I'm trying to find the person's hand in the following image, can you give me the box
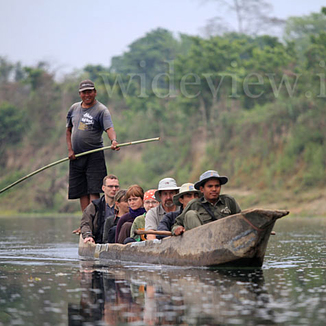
[68,149,76,160]
[111,140,120,151]
[72,227,81,234]
[174,226,185,236]
[84,237,95,244]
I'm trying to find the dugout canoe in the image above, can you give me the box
[78,208,289,268]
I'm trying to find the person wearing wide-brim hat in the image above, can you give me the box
[145,177,179,240]
[171,170,241,236]
[156,183,201,239]
[194,170,228,190]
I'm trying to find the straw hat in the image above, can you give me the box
[172,183,200,206]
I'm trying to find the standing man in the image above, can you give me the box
[66,79,119,212]
[145,177,179,240]
[80,175,120,244]
[172,170,241,236]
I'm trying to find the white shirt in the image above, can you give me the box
[145,204,166,230]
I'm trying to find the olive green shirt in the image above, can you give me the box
[171,194,241,234]
[130,213,146,241]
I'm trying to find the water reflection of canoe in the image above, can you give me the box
[69,265,270,325]
[69,265,269,325]
[78,208,289,268]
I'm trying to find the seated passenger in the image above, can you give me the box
[143,189,159,213]
[115,185,146,244]
[80,175,120,244]
[157,183,200,239]
[145,178,179,240]
[126,189,159,243]
[102,189,128,243]
[172,170,241,236]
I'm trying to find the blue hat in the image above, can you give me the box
[194,170,228,190]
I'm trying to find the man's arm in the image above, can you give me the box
[157,213,174,232]
[157,211,179,239]
[171,200,197,235]
[106,127,119,151]
[171,211,186,235]
[145,209,159,240]
[233,198,241,214]
[80,203,96,243]
[171,212,185,236]
[66,126,76,160]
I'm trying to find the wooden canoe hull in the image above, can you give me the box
[78,208,289,268]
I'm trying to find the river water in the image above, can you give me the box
[0,215,325,326]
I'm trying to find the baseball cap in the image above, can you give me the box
[79,79,95,92]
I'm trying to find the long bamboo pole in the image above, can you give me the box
[135,230,276,236]
[134,229,275,236]
[135,230,172,236]
[0,137,160,194]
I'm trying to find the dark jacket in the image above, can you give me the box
[157,208,182,239]
[115,212,133,243]
[80,195,106,243]
[102,215,120,243]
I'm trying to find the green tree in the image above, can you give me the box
[110,28,192,92]
[84,64,109,82]
[0,102,25,152]
[283,11,326,60]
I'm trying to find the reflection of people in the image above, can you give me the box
[143,285,157,325]
[69,264,268,326]
[80,175,120,244]
[157,183,200,238]
[145,178,179,240]
[172,170,241,236]
[66,79,119,212]
[68,270,105,325]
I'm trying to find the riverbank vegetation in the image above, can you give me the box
[0,8,325,216]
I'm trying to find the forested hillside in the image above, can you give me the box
[1,10,326,216]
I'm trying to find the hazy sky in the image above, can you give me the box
[1,0,325,76]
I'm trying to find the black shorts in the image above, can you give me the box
[68,151,107,199]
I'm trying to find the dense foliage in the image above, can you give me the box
[0,10,325,215]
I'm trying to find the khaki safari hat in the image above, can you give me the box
[194,170,228,190]
[154,178,179,202]
[79,79,95,92]
[173,183,200,206]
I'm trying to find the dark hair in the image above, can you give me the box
[126,185,144,199]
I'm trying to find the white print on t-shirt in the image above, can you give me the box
[81,112,94,125]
